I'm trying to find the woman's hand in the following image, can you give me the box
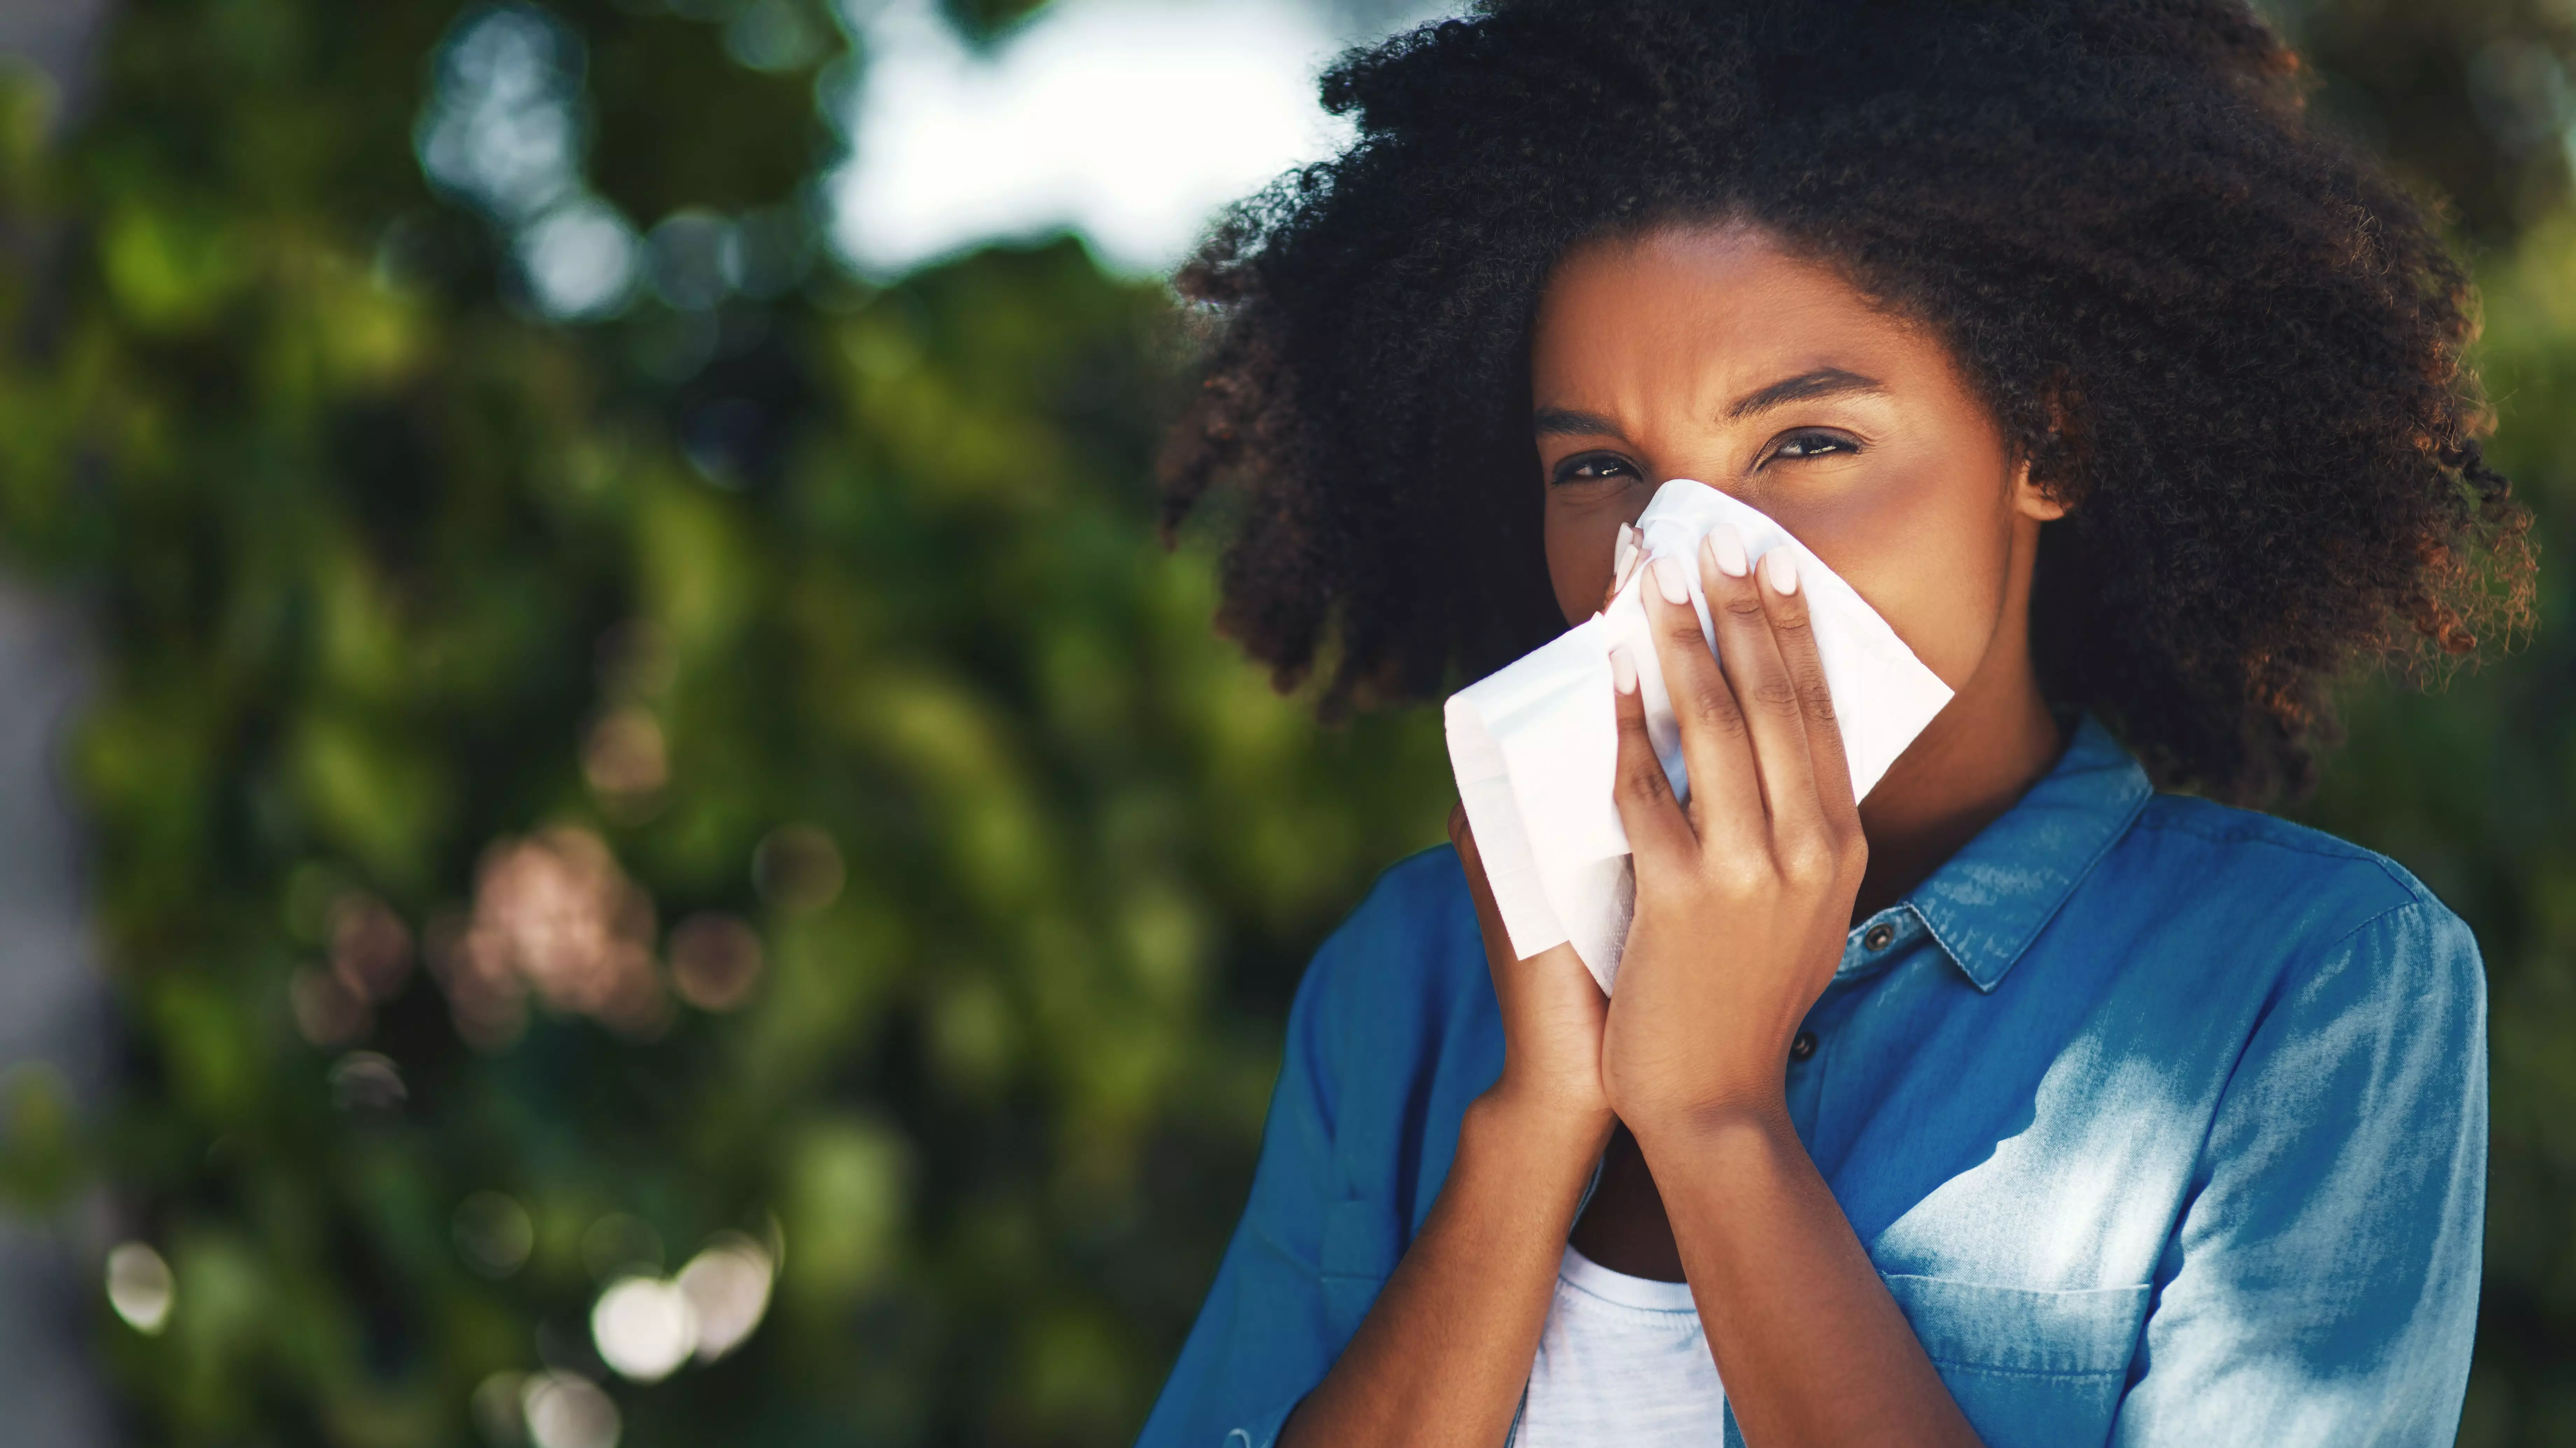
[1589,529,1981,1447]
[1295,526,1976,1448]
[1449,804,1612,1130]
[1279,808,1616,1448]
[1600,530,1869,1133]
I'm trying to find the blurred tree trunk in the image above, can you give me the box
[0,2,116,1443]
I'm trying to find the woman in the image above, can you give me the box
[1140,2,2530,1445]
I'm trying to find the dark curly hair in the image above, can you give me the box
[1160,0,2534,804]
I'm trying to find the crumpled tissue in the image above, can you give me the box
[1444,478,1953,992]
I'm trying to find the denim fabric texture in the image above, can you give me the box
[1136,717,2487,1448]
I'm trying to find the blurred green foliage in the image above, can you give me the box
[2304,218,2576,1440]
[0,2,1455,1443]
[0,0,2568,1445]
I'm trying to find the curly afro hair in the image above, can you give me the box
[1160,0,2533,804]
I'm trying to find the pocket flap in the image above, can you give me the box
[1881,1274,2149,1377]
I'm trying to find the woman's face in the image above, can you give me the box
[1529,222,2060,691]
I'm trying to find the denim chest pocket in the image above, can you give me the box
[1880,1274,2150,1448]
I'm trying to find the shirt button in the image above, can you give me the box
[1790,1030,1819,1062]
[1863,923,1896,952]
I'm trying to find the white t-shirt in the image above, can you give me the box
[1514,1245,1727,1446]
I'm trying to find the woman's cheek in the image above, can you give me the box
[1543,515,1617,623]
[1806,521,1993,690]
[1543,490,1653,624]
[1887,592,1990,691]
[1862,534,2018,688]
[1811,459,2015,688]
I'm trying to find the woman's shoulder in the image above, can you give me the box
[1283,844,1494,1076]
[2112,792,2479,992]
[1353,842,1480,924]
[1298,844,1486,1009]
[2126,792,2440,909]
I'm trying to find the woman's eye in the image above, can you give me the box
[1551,452,1640,486]
[1766,430,1861,463]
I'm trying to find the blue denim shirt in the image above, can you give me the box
[1138,718,2486,1448]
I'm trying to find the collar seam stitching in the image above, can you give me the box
[1966,782,2153,991]
[1920,776,2153,994]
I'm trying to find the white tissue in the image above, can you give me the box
[1444,479,1953,992]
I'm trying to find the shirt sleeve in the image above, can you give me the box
[2109,898,2487,1447]
[1133,892,1369,1448]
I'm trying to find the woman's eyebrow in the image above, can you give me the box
[1533,406,1628,439]
[1724,368,1888,421]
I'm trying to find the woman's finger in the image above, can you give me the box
[1639,553,1764,846]
[1449,802,1491,908]
[1696,529,1821,837]
[1608,644,1699,874]
[1754,556,1861,834]
[1449,803,1518,959]
[1600,520,1641,615]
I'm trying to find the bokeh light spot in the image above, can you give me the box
[327,1050,409,1113]
[721,201,818,298]
[454,1191,537,1279]
[434,828,670,1041]
[677,1232,775,1360]
[591,1275,696,1382]
[725,0,830,72]
[520,1371,620,1448]
[645,210,732,310]
[415,4,586,224]
[105,1242,174,1334]
[471,1370,528,1444]
[669,912,765,1010]
[328,890,416,1002]
[516,198,640,320]
[289,966,370,1047]
[581,708,670,808]
[753,824,845,913]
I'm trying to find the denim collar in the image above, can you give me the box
[1847,715,2152,995]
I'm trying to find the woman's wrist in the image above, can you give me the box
[1282,1072,1614,1448]
[1619,1083,1796,1163]
[1467,1080,1616,1164]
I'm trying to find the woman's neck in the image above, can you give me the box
[1852,655,2066,922]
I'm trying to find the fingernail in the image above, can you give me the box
[1651,554,1692,605]
[1703,522,1749,578]
[1763,547,1799,596]
[1610,646,1638,695]
[1614,536,1639,593]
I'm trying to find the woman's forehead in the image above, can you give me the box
[1530,225,1957,417]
